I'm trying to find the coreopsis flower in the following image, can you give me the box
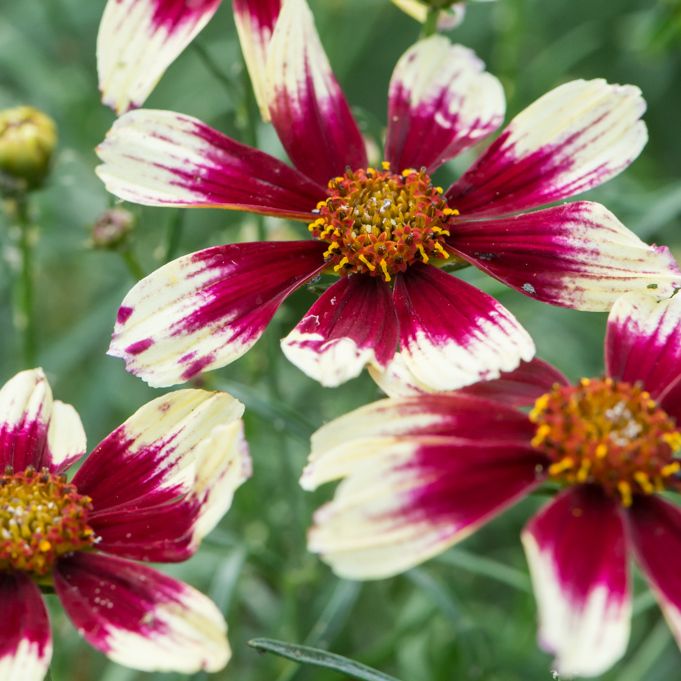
[302,291,681,677]
[96,0,679,390]
[0,368,250,680]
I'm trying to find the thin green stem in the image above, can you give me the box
[119,248,145,281]
[421,8,439,38]
[15,196,37,367]
[191,42,238,100]
[164,209,185,262]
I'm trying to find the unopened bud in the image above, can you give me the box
[91,208,135,250]
[0,106,57,192]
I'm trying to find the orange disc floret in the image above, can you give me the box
[530,378,681,506]
[0,465,96,577]
[309,162,459,282]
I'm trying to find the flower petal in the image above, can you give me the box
[0,368,85,473]
[302,393,535,490]
[385,36,504,173]
[393,265,535,391]
[447,79,647,216]
[55,553,229,673]
[606,293,681,401]
[0,574,51,681]
[109,241,326,387]
[281,275,398,387]
[308,437,544,579]
[97,0,221,114]
[73,389,249,561]
[449,201,681,311]
[627,495,681,651]
[96,110,324,218]
[265,0,367,184]
[233,0,282,121]
[522,486,630,677]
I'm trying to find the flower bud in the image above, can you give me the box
[90,208,135,250]
[0,106,57,192]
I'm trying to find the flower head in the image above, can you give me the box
[301,291,681,676]
[96,0,679,392]
[0,368,250,679]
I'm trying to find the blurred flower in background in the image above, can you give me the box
[391,0,466,30]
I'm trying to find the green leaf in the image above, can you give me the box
[248,638,402,681]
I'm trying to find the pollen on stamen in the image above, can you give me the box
[530,378,681,506]
[309,164,461,282]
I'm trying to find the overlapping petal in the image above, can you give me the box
[385,36,504,172]
[449,201,681,311]
[522,487,630,677]
[393,264,534,391]
[108,241,327,387]
[55,553,229,673]
[96,110,324,218]
[97,0,221,114]
[264,0,367,184]
[0,574,52,681]
[447,79,647,217]
[281,275,398,387]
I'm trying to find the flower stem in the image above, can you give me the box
[421,8,439,38]
[191,42,238,100]
[119,247,145,281]
[14,195,37,367]
[164,209,185,262]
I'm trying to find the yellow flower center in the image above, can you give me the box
[309,163,458,282]
[530,378,681,507]
[0,465,96,577]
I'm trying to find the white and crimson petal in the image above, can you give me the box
[522,487,631,677]
[393,265,535,391]
[0,368,86,473]
[449,201,681,311]
[308,437,544,579]
[385,36,504,173]
[233,0,282,121]
[55,553,229,673]
[73,389,249,561]
[281,275,398,387]
[96,110,324,219]
[0,575,52,681]
[447,79,647,217]
[97,0,221,115]
[108,241,327,387]
[264,0,367,185]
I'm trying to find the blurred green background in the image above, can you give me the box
[2,0,681,679]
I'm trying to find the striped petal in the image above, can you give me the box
[447,79,647,217]
[449,201,681,311]
[627,495,681,653]
[55,553,229,673]
[0,368,85,473]
[97,0,221,114]
[96,110,324,218]
[522,486,630,677]
[73,390,249,562]
[385,36,504,173]
[264,0,367,184]
[393,265,535,392]
[606,293,681,402]
[109,241,326,387]
[233,0,282,120]
[281,275,398,387]
[0,574,51,681]
[308,437,544,579]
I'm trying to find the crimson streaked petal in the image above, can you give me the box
[55,553,229,673]
[447,79,647,216]
[97,0,221,114]
[450,202,681,311]
[308,437,544,579]
[393,265,535,392]
[108,241,326,387]
[385,36,504,173]
[522,486,630,677]
[606,293,681,402]
[233,0,282,120]
[281,275,398,387]
[265,0,367,184]
[0,574,51,681]
[96,110,324,218]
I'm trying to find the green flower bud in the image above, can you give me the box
[90,208,135,250]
